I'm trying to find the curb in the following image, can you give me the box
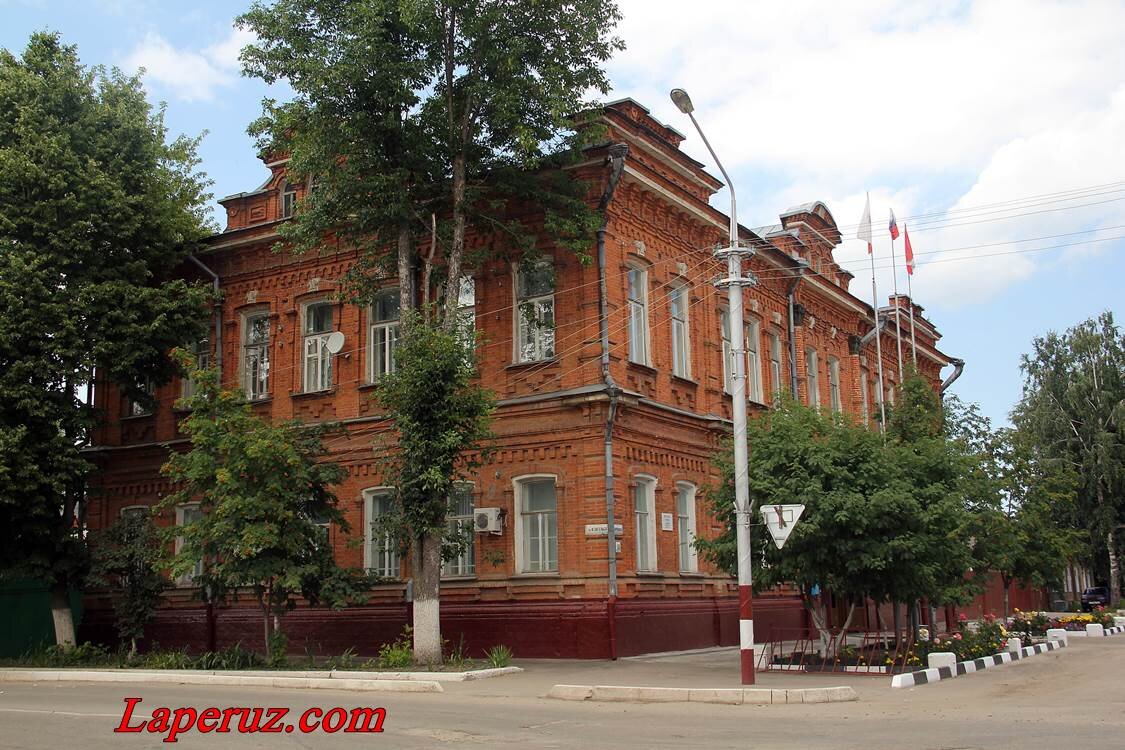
[0,669,442,693]
[890,640,1065,689]
[546,684,858,705]
[1101,626,1124,636]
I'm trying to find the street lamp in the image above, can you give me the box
[670,88,757,684]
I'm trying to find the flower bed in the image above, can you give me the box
[1009,606,1113,637]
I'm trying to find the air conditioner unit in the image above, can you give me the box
[473,507,504,534]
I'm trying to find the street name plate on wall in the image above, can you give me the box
[585,523,624,537]
[660,513,674,532]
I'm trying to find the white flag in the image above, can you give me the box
[857,192,873,252]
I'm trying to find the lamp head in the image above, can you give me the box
[669,88,694,114]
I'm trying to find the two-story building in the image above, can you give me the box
[82,99,958,658]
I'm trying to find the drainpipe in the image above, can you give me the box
[187,253,221,653]
[597,143,628,660]
[941,357,965,393]
[188,255,223,376]
[784,260,807,399]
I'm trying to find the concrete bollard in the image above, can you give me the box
[1046,628,1068,646]
[927,652,957,670]
[1007,637,1022,653]
[1113,616,1125,628]
[1085,623,1105,637]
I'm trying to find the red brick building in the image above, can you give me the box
[83,99,957,658]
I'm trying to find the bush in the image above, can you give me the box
[377,628,414,669]
[325,646,359,671]
[1009,609,1051,637]
[195,643,265,671]
[485,644,512,669]
[136,648,194,670]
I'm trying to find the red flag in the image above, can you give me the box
[904,224,915,275]
[888,209,900,240]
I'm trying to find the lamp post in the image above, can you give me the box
[670,88,757,684]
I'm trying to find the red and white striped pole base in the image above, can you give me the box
[740,584,755,684]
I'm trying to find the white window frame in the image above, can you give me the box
[302,301,334,393]
[442,482,475,578]
[515,262,556,364]
[120,505,149,519]
[720,308,733,394]
[368,288,401,382]
[769,333,783,398]
[456,276,475,348]
[363,487,399,579]
[828,356,842,413]
[242,310,270,401]
[626,266,650,365]
[514,474,558,574]
[670,283,691,378]
[747,318,763,403]
[280,178,297,218]
[174,503,203,587]
[805,348,820,407]
[633,475,657,573]
[676,482,699,573]
[181,339,212,401]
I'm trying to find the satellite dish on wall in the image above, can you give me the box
[325,331,346,354]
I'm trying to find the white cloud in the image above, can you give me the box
[607,0,1125,308]
[124,26,255,103]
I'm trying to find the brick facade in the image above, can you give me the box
[83,99,954,658]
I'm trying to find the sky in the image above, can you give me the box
[3,0,1122,426]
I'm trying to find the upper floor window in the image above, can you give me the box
[720,309,733,394]
[242,312,270,401]
[627,267,650,365]
[517,476,557,573]
[364,488,399,578]
[280,179,297,218]
[442,483,475,578]
[676,482,698,573]
[670,284,691,378]
[828,357,842,413]
[769,332,783,398]
[516,262,555,364]
[805,348,820,407]
[634,476,657,572]
[747,318,764,403]
[181,339,211,401]
[369,288,400,381]
[127,377,154,417]
[860,367,871,425]
[457,276,475,340]
[303,301,334,393]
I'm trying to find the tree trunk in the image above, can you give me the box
[397,221,414,315]
[443,151,466,327]
[1001,576,1012,618]
[412,532,443,665]
[1107,526,1120,607]
[892,601,902,647]
[50,584,76,649]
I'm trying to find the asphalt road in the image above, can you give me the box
[1,637,1122,749]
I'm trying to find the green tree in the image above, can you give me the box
[237,0,621,662]
[159,359,369,657]
[88,512,168,657]
[1013,311,1124,604]
[373,313,494,663]
[0,33,212,646]
[697,397,922,648]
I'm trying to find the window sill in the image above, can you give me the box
[506,358,558,371]
[635,571,664,577]
[670,374,698,387]
[245,396,273,406]
[678,571,705,577]
[358,381,380,392]
[440,575,477,582]
[121,413,155,421]
[626,361,658,375]
[292,387,336,400]
[512,571,560,578]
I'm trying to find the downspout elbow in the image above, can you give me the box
[941,357,965,393]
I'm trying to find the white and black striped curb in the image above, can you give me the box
[1102,626,1124,636]
[890,640,1066,688]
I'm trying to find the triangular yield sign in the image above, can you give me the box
[760,504,805,549]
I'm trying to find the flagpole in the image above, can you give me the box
[907,271,917,364]
[870,250,887,431]
[889,233,904,380]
